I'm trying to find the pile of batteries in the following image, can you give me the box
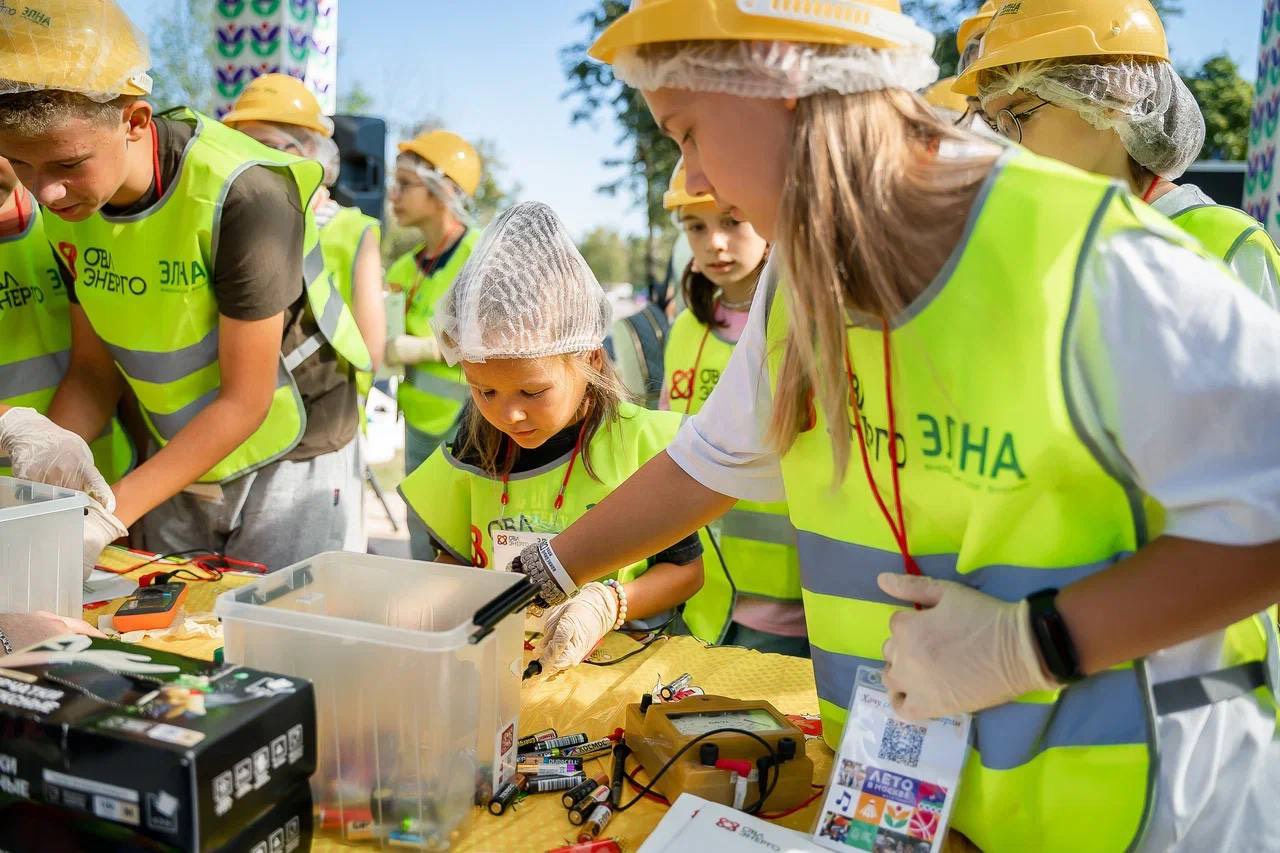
[488,728,621,844]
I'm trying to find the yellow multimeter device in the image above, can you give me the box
[623,694,814,811]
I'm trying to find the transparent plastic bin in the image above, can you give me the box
[0,475,87,619]
[216,552,536,850]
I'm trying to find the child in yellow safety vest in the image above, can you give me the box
[399,201,705,671]
[659,161,807,656]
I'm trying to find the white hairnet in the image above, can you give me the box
[431,201,613,365]
[978,58,1205,180]
[247,122,341,186]
[396,151,473,223]
[612,39,939,99]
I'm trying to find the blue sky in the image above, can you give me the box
[120,0,1266,238]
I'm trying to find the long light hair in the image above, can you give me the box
[767,89,997,483]
[457,350,630,481]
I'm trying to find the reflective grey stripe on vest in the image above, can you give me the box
[0,349,69,399]
[105,328,219,385]
[798,529,1121,606]
[282,248,349,373]
[720,508,797,546]
[145,360,292,440]
[810,646,1147,772]
[407,366,470,401]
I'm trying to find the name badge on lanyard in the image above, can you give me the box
[813,666,971,853]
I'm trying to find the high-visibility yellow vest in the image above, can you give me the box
[663,308,803,643]
[0,193,133,481]
[767,150,1279,851]
[387,230,478,435]
[42,108,370,484]
[1168,201,1280,305]
[320,205,381,419]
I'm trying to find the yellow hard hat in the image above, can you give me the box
[922,77,969,114]
[589,0,930,64]
[0,0,152,101]
[954,0,1169,96]
[397,130,482,198]
[663,159,715,211]
[222,74,332,137]
[955,1,999,53]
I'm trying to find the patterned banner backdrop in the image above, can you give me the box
[211,0,338,119]
[1246,0,1280,237]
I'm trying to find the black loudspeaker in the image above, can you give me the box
[1180,161,1246,208]
[331,114,387,221]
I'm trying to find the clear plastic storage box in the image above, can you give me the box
[0,475,87,619]
[216,552,535,850]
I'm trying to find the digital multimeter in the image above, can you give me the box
[113,582,188,632]
[623,694,814,811]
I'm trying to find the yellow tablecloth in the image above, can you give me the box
[85,573,832,852]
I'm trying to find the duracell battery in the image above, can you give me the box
[578,803,615,842]
[488,781,519,815]
[516,728,558,749]
[517,758,581,777]
[568,784,611,826]
[562,775,605,809]
[522,772,588,794]
[517,732,588,754]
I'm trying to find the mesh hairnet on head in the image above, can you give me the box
[431,201,613,365]
[396,151,473,222]
[255,123,341,187]
[978,58,1205,180]
[612,39,939,99]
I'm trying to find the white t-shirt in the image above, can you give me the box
[1151,182,1280,310]
[664,161,1280,850]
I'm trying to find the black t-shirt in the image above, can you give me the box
[58,116,356,459]
[434,408,704,567]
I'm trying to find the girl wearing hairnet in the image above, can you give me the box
[505,1,1280,849]
[398,201,706,671]
[957,0,1280,308]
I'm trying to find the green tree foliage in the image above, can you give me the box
[578,227,632,284]
[1185,54,1254,161]
[561,1,680,292]
[146,0,216,113]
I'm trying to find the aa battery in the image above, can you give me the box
[488,782,519,816]
[561,776,604,809]
[568,784,611,826]
[519,732,588,753]
[659,673,692,701]
[516,728,557,749]
[577,803,614,842]
[517,758,581,777]
[523,773,588,794]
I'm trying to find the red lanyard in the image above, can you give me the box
[406,227,458,309]
[499,420,588,514]
[681,305,718,415]
[150,122,164,198]
[844,322,922,579]
[1141,176,1159,203]
[11,189,27,233]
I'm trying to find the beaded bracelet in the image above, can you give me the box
[602,579,628,630]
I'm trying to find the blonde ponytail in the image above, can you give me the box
[767,89,996,484]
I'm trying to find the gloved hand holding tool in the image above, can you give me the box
[536,582,618,671]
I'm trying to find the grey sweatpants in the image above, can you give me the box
[141,440,362,572]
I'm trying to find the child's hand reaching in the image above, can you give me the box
[536,582,619,671]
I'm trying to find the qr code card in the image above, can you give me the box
[811,666,972,853]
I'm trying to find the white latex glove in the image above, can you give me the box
[878,573,1058,721]
[0,407,115,511]
[536,582,619,671]
[83,503,128,581]
[385,334,442,366]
